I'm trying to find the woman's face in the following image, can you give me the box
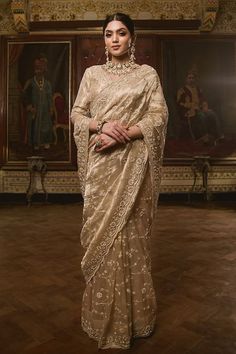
[104,20,132,60]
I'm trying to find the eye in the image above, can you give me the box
[119,31,127,36]
[105,33,112,38]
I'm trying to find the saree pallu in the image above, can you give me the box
[71,64,168,349]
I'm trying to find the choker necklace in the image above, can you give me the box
[103,60,138,76]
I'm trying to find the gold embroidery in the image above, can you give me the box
[71,64,168,349]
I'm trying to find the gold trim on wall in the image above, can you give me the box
[0,0,16,34]
[29,0,201,21]
[11,0,29,33]
[1,167,235,194]
[0,0,227,35]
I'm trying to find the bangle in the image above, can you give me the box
[96,121,106,135]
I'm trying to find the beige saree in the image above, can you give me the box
[71,64,168,349]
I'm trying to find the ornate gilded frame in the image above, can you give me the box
[162,35,236,165]
[1,36,76,170]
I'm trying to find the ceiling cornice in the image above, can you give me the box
[0,0,223,35]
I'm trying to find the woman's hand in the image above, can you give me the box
[91,133,118,152]
[102,121,130,144]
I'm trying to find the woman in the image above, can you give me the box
[71,13,168,349]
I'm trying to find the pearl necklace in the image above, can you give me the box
[103,60,138,76]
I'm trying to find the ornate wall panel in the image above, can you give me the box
[0,171,80,193]
[200,0,219,31]
[0,0,16,34]
[213,0,236,33]
[2,1,236,35]
[0,0,224,34]
[161,166,236,193]
[29,0,201,21]
[11,0,29,33]
[0,167,235,194]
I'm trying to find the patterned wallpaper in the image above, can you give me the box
[0,0,15,34]
[214,0,236,32]
[29,0,201,21]
[0,0,236,34]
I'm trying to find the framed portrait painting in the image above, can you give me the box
[163,38,236,163]
[4,38,74,169]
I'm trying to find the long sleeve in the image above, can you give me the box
[71,68,91,196]
[136,67,168,207]
[71,68,91,125]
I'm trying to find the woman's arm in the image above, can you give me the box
[71,69,91,125]
[126,125,143,140]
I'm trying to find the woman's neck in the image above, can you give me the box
[111,54,130,64]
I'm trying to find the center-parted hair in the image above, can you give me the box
[102,13,135,36]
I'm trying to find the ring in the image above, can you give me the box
[95,140,102,148]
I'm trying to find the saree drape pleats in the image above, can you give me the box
[71,64,168,349]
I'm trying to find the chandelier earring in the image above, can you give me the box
[105,46,109,63]
[103,40,138,75]
[129,42,136,64]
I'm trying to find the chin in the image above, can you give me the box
[111,50,129,59]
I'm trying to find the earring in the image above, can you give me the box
[129,42,136,63]
[105,46,109,63]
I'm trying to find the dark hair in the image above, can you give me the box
[102,12,135,36]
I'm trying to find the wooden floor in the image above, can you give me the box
[0,200,236,354]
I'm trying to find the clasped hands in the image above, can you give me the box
[91,121,131,152]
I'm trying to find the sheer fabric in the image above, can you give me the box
[71,64,168,349]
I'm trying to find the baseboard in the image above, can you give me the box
[0,192,235,205]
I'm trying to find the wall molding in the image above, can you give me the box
[0,0,226,34]
[214,0,236,33]
[11,0,29,33]
[200,0,219,32]
[0,0,16,34]
[1,167,235,194]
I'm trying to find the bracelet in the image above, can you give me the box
[96,121,106,135]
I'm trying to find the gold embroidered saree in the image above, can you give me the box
[71,64,168,349]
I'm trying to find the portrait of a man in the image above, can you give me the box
[7,41,71,163]
[163,40,236,159]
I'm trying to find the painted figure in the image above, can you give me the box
[177,71,222,143]
[23,55,53,150]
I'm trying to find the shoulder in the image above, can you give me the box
[140,64,159,76]
[81,65,102,83]
[139,64,161,89]
[140,64,160,83]
[84,65,102,75]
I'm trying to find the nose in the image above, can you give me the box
[112,33,119,43]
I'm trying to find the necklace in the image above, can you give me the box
[103,60,138,76]
[34,76,44,90]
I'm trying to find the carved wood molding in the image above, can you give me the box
[214,0,236,33]
[0,0,15,34]
[1,0,234,35]
[200,0,219,32]
[28,0,219,32]
[29,0,201,21]
[11,0,29,33]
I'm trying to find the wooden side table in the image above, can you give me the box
[189,155,211,201]
[26,156,48,205]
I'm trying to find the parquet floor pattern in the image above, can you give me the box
[0,201,235,354]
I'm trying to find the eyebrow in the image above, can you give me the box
[105,28,127,33]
